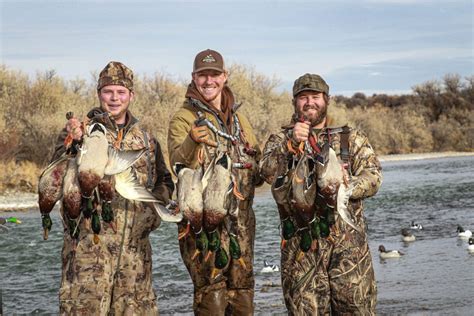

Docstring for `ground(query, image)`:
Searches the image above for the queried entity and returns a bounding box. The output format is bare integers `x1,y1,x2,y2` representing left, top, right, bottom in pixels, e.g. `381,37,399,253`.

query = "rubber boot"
226,288,254,316
194,284,227,316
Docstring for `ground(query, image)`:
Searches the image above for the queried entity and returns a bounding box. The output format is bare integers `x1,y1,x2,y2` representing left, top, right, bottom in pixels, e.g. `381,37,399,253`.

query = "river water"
1,156,473,315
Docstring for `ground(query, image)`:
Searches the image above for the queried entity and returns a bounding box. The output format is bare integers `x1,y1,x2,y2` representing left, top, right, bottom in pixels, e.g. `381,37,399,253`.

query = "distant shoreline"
1,151,472,212
378,151,473,162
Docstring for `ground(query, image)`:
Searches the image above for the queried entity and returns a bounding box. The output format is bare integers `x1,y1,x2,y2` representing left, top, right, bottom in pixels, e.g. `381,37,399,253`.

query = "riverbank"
378,151,473,162
1,151,472,211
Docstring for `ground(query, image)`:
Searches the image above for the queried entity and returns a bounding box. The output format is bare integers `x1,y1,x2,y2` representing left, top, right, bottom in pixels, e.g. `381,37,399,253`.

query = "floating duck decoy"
261,260,280,273
316,143,361,234
378,245,404,259
0,217,22,232
457,225,472,239
0,217,22,225
468,238,474,253
410,221,423,230
401,228,416,242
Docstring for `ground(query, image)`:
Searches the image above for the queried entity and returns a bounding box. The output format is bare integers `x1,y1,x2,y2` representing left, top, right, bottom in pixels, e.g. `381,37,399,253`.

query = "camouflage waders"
261,125,382,315
56,110,173,315
169,96,261,315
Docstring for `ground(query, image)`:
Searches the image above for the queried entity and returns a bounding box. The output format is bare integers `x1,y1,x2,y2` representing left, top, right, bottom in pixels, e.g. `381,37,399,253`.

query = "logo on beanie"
202,54,216,63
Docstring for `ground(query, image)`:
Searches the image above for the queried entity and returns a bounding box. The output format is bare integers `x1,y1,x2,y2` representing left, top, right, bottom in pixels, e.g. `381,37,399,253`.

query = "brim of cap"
193,66,224,73
293,87,325,96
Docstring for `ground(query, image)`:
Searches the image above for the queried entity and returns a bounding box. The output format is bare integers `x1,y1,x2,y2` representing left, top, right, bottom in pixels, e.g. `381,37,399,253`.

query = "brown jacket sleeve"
167,107,202,171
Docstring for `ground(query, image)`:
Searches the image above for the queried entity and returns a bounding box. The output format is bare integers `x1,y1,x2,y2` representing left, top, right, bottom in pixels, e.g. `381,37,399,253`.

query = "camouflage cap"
97,61,134,91
193,49,225,73
292,73,329,97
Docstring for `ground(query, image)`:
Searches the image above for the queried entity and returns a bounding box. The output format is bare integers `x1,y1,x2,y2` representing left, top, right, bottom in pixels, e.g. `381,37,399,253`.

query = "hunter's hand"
190,124,217,147
292,121,311,143
66,117,83,141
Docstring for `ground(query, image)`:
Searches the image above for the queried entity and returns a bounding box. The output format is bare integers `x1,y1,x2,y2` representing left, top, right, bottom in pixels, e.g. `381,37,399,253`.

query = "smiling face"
98,85,134,125
294,91,328,128
192,69,228,110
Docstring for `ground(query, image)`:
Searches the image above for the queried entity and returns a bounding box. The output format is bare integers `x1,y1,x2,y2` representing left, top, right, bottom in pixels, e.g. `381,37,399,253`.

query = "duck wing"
152,202,183,223
336,183,361,233
105,147,145,175
114,168,158,202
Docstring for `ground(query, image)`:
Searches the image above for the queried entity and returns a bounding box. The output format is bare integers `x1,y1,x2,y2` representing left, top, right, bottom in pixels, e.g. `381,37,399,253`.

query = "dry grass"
0,160,40,193
0,64,472,193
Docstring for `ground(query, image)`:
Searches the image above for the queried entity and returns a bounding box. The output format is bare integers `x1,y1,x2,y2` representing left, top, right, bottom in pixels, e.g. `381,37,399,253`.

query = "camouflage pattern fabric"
97,61,134,92
168,98,261,315
260,125,382,315
292,73,329,97
56,109,173,315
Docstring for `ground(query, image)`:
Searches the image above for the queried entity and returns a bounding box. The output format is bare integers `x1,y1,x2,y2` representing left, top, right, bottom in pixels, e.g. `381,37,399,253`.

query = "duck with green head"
316,142,361,234
38,155,69,240
175,163,207,260
271,154,297,249
202,152,233,277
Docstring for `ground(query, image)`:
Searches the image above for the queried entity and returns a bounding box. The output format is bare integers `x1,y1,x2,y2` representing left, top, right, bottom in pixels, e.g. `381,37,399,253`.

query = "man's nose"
204,75,214,83
111,92,119,100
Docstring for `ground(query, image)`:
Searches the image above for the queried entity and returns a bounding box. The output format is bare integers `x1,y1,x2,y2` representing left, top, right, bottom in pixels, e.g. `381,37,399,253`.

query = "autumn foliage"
0,64,472,192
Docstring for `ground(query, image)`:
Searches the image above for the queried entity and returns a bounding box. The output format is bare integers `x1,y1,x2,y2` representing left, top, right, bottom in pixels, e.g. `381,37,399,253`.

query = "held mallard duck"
316,143,361,234
77,122,145,199
175,164,204,241
38,155,69,240
271,155,296,249
290,154,317,226
202,153,233,233
62,158,82,220
202,152,233,275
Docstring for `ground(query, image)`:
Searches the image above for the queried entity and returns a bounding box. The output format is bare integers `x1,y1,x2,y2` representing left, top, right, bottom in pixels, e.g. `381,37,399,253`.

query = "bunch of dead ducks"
271,138,361,260
38,119,182,245
175,151,247,279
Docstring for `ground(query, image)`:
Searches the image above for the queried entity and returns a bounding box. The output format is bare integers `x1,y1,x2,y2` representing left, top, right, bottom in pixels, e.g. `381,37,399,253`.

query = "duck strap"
142,129,154,189
339,126,351,165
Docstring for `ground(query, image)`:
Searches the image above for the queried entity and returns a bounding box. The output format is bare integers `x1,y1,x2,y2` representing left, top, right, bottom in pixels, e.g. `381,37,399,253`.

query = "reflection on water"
0,156,473,314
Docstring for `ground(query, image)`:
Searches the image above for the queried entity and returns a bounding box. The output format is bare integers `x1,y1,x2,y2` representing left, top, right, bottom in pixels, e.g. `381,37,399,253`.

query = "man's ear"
130,91,135,102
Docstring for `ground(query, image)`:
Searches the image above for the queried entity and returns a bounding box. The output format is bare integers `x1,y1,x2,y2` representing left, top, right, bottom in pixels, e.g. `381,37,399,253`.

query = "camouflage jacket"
51,107,174,221
168,98,262,202
260,122,382,213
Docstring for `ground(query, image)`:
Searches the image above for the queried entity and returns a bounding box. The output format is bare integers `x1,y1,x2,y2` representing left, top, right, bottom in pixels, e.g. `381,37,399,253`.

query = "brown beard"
297,104,328,127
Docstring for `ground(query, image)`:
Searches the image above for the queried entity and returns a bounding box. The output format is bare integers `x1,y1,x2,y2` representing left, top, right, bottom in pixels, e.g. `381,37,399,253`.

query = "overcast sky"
1,0,472,95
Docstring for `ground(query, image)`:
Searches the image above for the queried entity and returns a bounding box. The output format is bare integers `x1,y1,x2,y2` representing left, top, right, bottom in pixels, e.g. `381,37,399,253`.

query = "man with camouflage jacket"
260,73,382,315
168,49,262,315
51,61,174,315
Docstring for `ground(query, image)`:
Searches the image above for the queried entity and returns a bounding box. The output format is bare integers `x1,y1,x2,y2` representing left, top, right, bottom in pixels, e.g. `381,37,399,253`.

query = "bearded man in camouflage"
51,61,174,315
168,49,261,315
260,73,382,315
